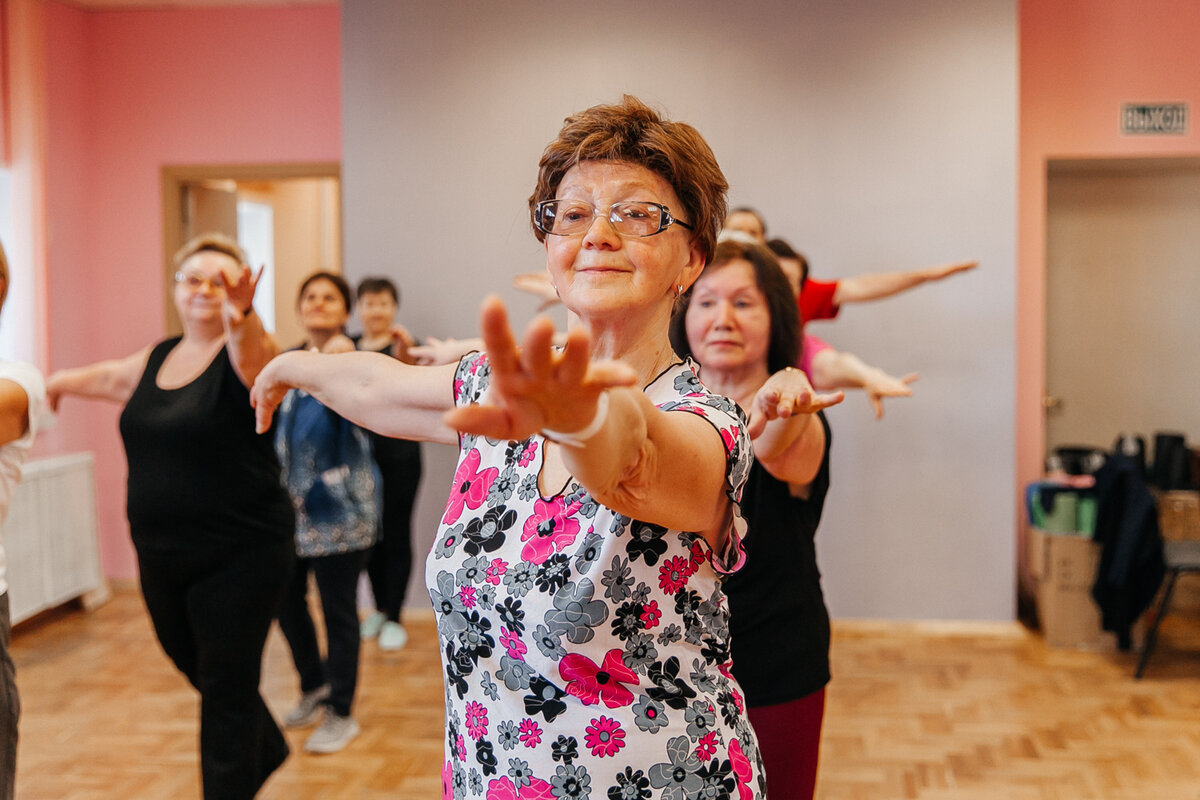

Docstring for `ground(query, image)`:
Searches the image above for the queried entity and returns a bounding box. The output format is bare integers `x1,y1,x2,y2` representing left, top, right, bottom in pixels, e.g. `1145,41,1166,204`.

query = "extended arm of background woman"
221,264,280,387
747,367,842,490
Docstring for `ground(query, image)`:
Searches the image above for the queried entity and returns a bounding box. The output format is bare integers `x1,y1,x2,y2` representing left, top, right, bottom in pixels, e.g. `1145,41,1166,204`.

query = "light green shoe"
378,621,408,651
360,610,386,640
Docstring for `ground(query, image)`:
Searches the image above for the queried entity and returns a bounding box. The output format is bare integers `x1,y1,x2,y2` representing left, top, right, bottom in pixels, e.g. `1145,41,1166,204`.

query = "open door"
1045,157,1200,461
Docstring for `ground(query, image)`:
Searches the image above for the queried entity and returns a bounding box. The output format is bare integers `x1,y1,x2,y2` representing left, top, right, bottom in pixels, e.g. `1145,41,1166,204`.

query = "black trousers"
136,538,294,800
276,548,368,717
0,593,17,800
365,456,422,620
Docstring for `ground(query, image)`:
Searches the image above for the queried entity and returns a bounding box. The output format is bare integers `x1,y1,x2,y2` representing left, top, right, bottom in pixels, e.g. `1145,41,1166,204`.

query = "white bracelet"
541,392,610,448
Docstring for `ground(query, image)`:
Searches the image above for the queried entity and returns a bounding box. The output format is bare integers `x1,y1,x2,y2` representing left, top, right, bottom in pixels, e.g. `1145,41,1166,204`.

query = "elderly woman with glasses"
252,96,768,798
46,234,294,799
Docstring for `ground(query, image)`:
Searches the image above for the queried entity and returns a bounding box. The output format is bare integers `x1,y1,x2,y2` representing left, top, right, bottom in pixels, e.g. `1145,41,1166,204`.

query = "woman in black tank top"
45,234,294,800
671,237,844,800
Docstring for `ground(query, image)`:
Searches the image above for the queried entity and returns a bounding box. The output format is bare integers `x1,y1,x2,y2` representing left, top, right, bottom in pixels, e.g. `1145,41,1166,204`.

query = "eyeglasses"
534,200,694,238
174,271,225,292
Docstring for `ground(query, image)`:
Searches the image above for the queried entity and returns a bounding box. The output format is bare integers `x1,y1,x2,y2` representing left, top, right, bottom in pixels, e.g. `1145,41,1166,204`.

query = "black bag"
1151,432,1193,491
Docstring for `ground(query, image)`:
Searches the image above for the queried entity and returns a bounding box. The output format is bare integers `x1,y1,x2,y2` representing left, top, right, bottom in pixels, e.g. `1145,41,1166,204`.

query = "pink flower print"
520,496,581,565
729,739,754,800
443,448,499,525
517,439,538,467
640,600,662,629
486,558,508,585
731,687,745,714
487,777,554,800
719,425,739,453
464,701,489,740
584,715,627,757
689,540,707,570
460,585,477,609
442,760,453,800
695,731,718,761
455,733,467,761
559,648,638,709
658,555,694,594
518,718,542,747
500,627,527,661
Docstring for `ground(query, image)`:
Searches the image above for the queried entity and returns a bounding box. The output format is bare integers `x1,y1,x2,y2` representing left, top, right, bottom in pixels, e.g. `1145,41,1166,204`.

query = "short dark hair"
297,271,353,313
356,276,399,305
530,95,728,265
670,238,801,374
766,238,809,285
0,237,8,310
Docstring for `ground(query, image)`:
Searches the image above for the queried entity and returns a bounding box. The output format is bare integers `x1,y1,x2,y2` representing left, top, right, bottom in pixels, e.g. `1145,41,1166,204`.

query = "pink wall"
34,2,341,578
1018,0,1200,564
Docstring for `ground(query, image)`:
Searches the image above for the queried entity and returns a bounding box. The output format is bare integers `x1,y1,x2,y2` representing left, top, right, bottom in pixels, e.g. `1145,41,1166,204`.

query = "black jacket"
1090,454,1165,650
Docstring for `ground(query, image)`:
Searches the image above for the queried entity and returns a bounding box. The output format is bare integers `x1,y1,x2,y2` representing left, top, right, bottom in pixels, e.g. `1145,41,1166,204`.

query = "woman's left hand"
747,367,843,439
443,296,637,441
222,264,263,324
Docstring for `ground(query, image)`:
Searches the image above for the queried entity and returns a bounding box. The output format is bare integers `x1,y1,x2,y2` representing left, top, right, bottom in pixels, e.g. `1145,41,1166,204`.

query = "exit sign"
1121,103,1188,135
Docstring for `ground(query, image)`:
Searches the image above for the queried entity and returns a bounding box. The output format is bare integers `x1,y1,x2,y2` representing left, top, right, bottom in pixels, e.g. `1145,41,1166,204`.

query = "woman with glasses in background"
251,96,770,798
46,234,294,799
671,237,843,800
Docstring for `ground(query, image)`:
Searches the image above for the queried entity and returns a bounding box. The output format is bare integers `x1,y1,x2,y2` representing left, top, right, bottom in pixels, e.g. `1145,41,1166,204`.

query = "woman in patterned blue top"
252,95,766,799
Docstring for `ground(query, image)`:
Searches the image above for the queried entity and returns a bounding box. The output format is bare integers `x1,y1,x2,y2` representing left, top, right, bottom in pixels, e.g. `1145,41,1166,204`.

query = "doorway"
161,163,341,348
1044,157,1200,461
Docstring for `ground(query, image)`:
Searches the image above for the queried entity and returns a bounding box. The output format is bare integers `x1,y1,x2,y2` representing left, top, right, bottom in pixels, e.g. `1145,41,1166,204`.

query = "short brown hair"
298,271,353,313
173,232,249,270
529,95,728,265
670,237,801,374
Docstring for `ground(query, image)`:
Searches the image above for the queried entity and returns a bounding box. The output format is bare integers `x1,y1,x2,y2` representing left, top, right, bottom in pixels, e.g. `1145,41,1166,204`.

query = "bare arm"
0,380,29,447
45,347,152,410
807,347,917,420
443,298,734,545
409,336,485,366
220,264,280,388
832,260,977,305
251,350,462,445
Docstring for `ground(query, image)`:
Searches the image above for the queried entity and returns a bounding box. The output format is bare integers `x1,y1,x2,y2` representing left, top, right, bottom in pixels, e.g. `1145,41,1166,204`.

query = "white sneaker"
304,711,360,754
284,685,330,728
360,611,386,639
378,621,408,651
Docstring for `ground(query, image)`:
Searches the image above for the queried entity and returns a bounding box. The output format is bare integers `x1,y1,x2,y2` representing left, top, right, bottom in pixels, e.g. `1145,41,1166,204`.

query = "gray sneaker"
304,711,360,754
284,685,331,728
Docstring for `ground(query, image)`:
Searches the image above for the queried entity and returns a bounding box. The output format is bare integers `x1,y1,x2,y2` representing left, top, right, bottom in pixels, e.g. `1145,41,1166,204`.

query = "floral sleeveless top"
427,353,765,800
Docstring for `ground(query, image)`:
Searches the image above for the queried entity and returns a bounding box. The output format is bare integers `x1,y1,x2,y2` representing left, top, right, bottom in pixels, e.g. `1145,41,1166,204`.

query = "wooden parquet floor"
10,586,1200,799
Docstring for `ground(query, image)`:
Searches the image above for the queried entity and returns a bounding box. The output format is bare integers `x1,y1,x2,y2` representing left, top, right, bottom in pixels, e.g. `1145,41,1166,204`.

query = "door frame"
160,162,341,334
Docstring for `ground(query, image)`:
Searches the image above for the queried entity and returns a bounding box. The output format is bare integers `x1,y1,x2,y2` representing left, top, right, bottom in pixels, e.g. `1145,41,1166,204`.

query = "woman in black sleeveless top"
671,237,843,800
46,234,294,799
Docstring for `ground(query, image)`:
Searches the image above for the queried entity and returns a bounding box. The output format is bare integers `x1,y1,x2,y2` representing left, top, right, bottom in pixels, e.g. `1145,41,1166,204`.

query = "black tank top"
725,412,832,706
119,337,294,552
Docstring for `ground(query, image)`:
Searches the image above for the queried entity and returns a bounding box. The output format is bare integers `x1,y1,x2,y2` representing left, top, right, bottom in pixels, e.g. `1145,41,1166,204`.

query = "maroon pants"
747,687,826,800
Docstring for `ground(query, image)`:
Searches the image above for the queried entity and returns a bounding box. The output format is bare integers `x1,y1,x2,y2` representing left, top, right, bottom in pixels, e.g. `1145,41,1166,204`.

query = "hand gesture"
442,296,637,441
222,263,263,324
320,333,356,354
863,370,919,420
250,351,305,433
929,260,978,280
747,367,843,439
512,272,561,312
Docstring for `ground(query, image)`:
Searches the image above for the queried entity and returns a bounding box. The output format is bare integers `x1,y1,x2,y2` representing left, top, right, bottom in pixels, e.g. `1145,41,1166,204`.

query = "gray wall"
342,0,1017,620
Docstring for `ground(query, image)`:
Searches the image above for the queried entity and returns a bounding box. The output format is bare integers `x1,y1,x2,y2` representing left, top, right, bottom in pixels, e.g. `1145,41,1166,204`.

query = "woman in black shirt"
46,233,294,799
671,236,842,800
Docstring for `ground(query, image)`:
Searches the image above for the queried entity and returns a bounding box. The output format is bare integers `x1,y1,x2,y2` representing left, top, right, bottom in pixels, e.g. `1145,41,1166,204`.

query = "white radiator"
3,453,104,624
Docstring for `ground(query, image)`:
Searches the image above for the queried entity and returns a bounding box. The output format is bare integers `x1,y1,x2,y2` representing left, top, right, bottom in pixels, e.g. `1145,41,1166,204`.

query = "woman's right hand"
747,367,843,439
441,296,636,441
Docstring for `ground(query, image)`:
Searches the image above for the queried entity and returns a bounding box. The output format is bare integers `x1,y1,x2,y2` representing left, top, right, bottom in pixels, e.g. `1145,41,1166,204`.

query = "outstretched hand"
250,351,305,433
222,264,263,324
512,272,561,312
747,367,844,439
442,296,637,441
864,370,919,420
930,260,978,280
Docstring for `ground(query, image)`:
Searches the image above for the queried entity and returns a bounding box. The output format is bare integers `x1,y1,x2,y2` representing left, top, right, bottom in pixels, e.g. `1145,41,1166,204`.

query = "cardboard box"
1157,490,1200,541
1027,528,1117,650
